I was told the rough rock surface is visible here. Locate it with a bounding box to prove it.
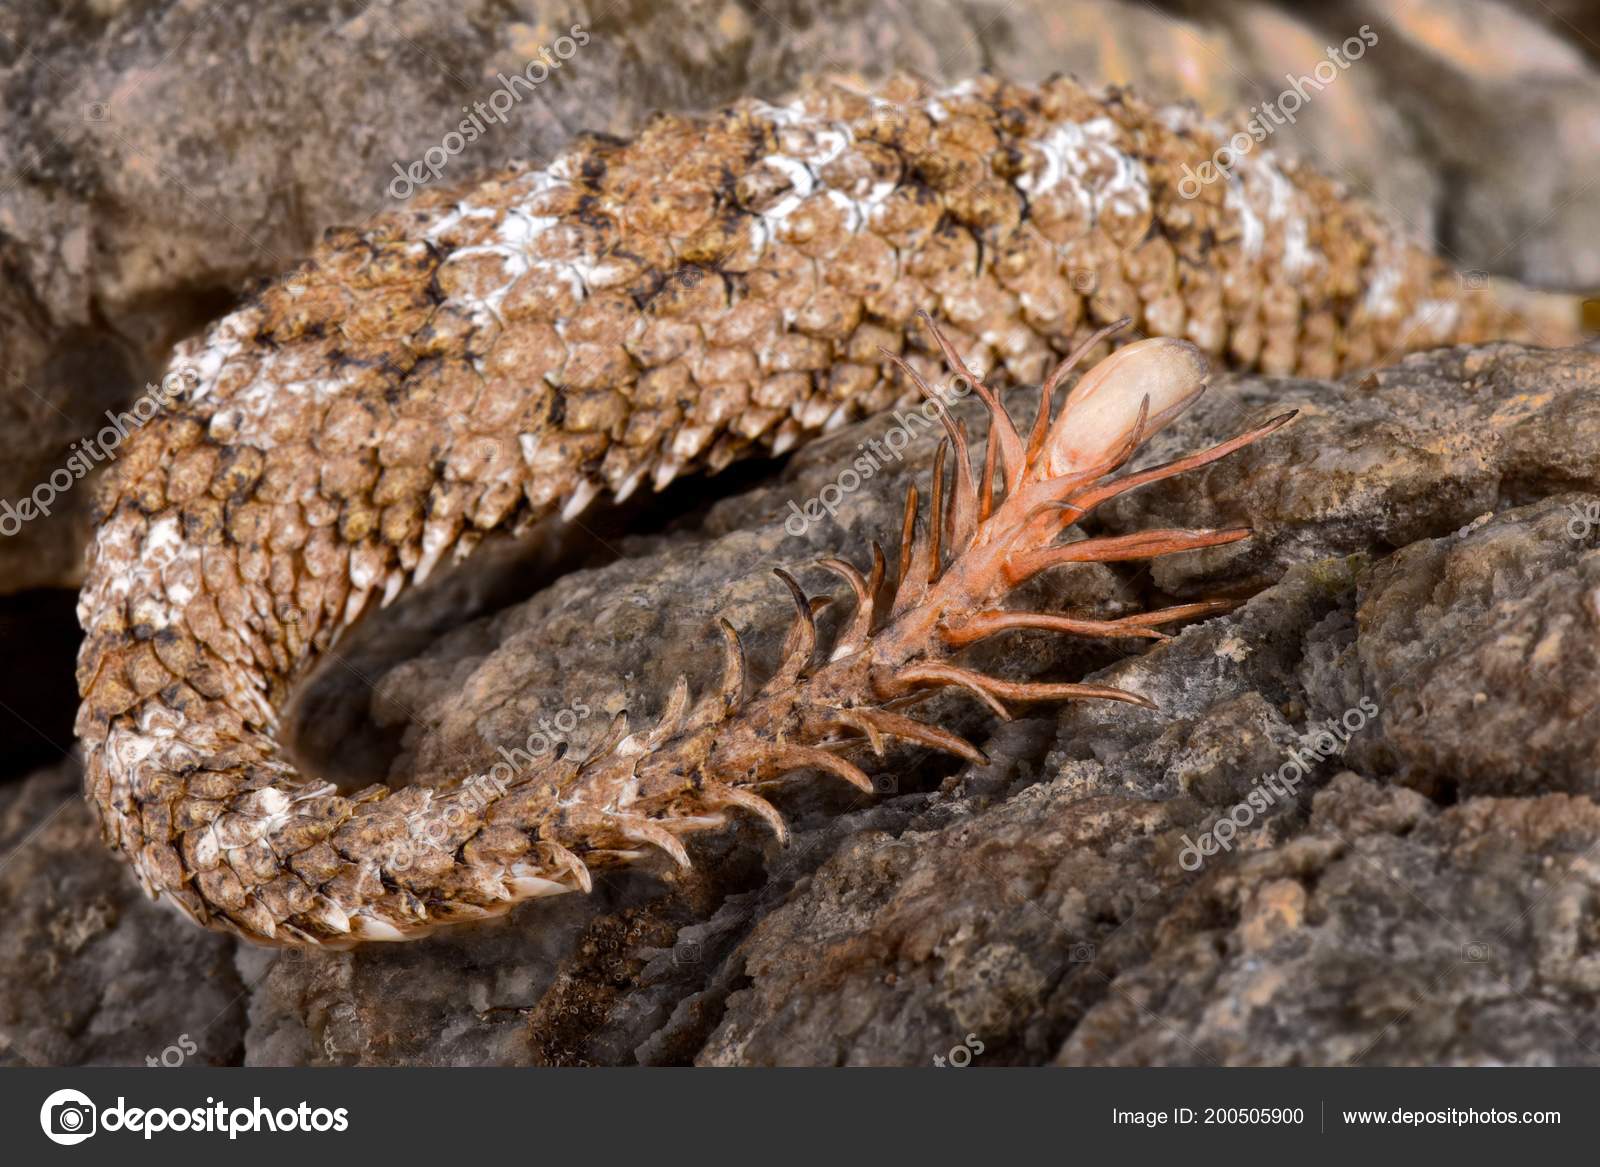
[1322,0,1600,288]
[1055,773,1600,1066]
[1356,496,1600,801]
[1095,343,1600,592]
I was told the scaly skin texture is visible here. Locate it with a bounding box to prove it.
[75,74,1567,946]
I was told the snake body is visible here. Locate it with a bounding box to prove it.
[74,74,1563,945]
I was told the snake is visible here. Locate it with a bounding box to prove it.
[73,73,1578,946]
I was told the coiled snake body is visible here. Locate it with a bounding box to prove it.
[74,74,1564,946]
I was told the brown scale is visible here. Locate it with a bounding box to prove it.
[75,74,1577,946]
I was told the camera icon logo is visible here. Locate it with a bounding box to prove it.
[40,1088,97,1145]
[675,940,703,966]
[1566,500,1600,541]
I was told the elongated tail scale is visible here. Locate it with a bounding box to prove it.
[76,73,1558,946]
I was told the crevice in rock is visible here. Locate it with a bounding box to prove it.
[0,588,81,781]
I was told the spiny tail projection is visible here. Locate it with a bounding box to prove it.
[74,70,1547,947]
[77,309,1289,946]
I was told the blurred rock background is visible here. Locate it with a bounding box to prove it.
[2,0,1599,1065]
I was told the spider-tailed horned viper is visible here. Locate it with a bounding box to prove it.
[74,74,1580,947]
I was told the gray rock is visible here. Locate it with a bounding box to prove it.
[1056,773,1600,1066]
[1097,344,1600,593]
[0,761,244,1067]
[1357,495,1600,800]
[1325,0,1600,289]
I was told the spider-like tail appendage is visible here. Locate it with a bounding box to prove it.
[565,316,1296,875]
